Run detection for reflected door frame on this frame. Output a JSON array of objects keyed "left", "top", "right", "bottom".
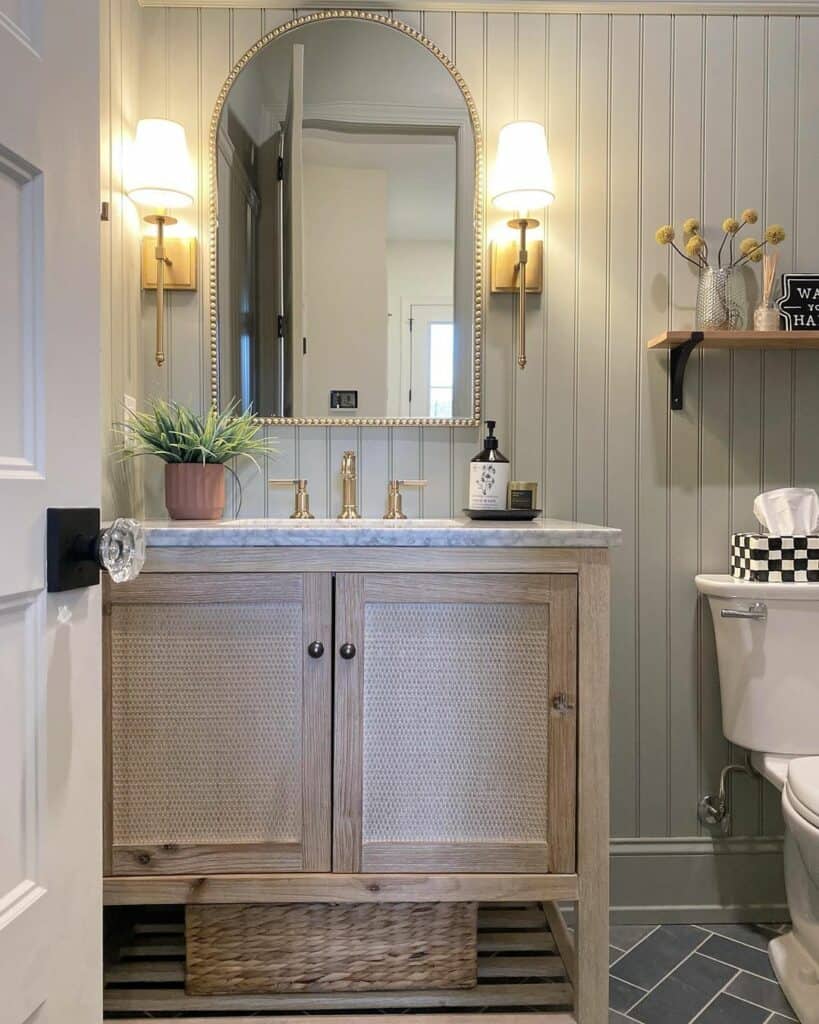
[{"left": 400, "top": 297, "right": 453, "bottom": 418}]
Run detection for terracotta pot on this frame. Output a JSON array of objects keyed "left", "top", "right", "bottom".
[{"left": 164, "top": 462, "right": 226, "bottom": 520}]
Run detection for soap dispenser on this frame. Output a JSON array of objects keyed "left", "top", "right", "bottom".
[{"left": 469, "top": 420, "right": 510, "bottom": 511}]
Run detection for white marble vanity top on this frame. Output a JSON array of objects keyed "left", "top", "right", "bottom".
[{"left": 142, "top": 517, "right": 621, "bottom": 548}]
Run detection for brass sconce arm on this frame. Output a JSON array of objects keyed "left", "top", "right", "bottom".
[
  {"left": 509, "top": 217, "right": 538, "bottom": 370},
  {"left": 145, "top": 213, "right": 176, "bottom": 367}
]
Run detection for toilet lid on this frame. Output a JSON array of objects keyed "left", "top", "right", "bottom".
[{"left": 787, "top": 758, "right": 819, "bottom": 826}]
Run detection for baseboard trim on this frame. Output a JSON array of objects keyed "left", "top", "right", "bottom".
[
  {"left": 611, "top": 835, "right": 784, "bottom": 856},
  {"left": 610, "top": 835, "right": 788, "bottom": 924}
]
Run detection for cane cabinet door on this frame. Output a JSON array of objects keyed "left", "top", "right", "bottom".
[
  {"left": 104, "top": 573, "right": 332, "bottom": 875},
  {"left": 333, "top": 573, "right": 578, "bottom": 873}
]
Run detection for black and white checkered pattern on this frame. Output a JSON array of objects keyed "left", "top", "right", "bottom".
[{"left": 731, "top": 532, "right": 819, "bottom": 582}]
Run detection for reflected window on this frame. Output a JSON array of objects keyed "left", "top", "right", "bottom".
[{"left": 428, "top": 321, "right": 454, "bottom": 418}]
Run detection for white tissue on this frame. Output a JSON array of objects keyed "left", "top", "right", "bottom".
[{"left": 753, "top": 487, "right": 819, "bottom": 535}]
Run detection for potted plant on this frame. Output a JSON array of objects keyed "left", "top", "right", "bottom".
[{"left": 115, "top": 400, "right": 275, "bottom": 520}]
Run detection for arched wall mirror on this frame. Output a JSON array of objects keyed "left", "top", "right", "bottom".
[{"left": 209, "top": 11, "right": 483, "bottom": 426}]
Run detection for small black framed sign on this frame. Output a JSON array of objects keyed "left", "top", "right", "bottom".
[{"left": 777, "top": 274, "right": 819, "bottom": 330}]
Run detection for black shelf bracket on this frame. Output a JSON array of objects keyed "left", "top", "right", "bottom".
[{"left": 669, "top": 331, "right": 704, "bottom": 410}]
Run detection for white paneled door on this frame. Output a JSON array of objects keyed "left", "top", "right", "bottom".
[{"left": 0, "top": 2, "right": 101, "bottom": 1023}]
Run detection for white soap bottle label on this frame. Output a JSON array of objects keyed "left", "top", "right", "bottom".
[{"left": 469, "top": 461, "right": 510, "bottom": 509}]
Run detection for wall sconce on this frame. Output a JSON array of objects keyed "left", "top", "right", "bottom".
[
  {"left": 125, "top": 118, "right": 197, "bottom": 367},
  {"left": 490, "top": 121, "right": 555, "bottom": 369}
]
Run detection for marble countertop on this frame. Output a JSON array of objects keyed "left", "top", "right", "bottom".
[{"left": 141, "top": 517, "right": 621, "bottom": 548}]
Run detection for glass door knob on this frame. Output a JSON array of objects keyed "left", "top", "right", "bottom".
[{"left": 96, "top": 518, "right": 146, "bottom": 583}]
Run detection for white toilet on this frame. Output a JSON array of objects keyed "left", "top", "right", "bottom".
[{"left": 697, "top": 573, "right": 819, "bottom": 1024}]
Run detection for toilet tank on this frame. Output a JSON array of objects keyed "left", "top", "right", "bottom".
[{"left": 696, "top": 574, "right": 819, "bottom": 756}]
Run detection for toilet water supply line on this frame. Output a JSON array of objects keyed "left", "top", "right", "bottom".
[{"left": 698, "top": 754, "right": 759, "bottom": 832}]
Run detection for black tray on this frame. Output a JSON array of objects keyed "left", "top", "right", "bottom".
[{"left": 462, "top": 508, "right": 542, "bottom": 521}]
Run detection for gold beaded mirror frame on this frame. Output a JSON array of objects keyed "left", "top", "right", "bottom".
[{"left": 208, "top": 10, "right": 483, "bottom": 427}]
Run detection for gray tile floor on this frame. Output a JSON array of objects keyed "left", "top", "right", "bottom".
[{"left": 608, "top": 923, "right": 796, "bottom": 1024}]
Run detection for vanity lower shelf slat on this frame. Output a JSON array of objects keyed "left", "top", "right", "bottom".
[
  {"left": 103, "top": 873, "right": 580, "bottom": 905},
  {"left": 104, "top": 902, "right": 574, "bottom": 1019},
  {"left": 108, "top": 1017, "right": 574, "bottom": 1023}
]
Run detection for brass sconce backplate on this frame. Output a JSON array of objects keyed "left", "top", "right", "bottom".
[
  {"left": 490, "top": 239, "right": 543, "bottom": 293},
  {"left": 141, "top": 237, "right": 197, "bottom": 290}
]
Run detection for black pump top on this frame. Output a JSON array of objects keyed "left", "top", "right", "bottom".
[{"left": 483, "top": 420, "right": 498, "bottom": 450}]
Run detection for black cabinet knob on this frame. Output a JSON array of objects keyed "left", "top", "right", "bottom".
[
  {"left": 339, "top": 642, "right": 357, "bottom": 660},
  {"left": 307, "top": 641, "right": 324, "bottom": 659}
]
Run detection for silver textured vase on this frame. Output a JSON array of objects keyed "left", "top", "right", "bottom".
[{"left": 696, "top": 267, "right": 747, "bottom": 330}]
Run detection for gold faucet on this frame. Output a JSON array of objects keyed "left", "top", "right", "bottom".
[
  {"left": 384, "top": 479, "right": 427, "bottom": 519},
  {"left": 338, "top": 450, "right": 360, "bottom": 519},
  {"left": 268, "top": 478, "right": 314, "bottom": 519}
]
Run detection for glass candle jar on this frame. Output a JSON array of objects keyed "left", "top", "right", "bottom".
[{"left": 753, "top": 303, "right": 780, "bottom": 331}]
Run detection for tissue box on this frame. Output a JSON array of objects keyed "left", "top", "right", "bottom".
[{"left": 731, "top": 533, "right": 819, "bottom": 582}]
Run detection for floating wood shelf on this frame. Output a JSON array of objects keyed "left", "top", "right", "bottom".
[{"left": 648, "top": 330, "right": 819, "bottom": 409}]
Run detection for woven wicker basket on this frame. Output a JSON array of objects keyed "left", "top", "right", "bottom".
[{"left": 185, "top": 901, "right": 478, "bottom": 995}]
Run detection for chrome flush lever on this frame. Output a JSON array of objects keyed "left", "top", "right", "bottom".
[{"left": 720, "top": 602, "right": 767, "bottom": 621}]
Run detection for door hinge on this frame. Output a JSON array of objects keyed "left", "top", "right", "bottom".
[
  {"left": 100, "top": 201, "right": 110, "bottom": 222},
  {"left": 303, "top": 337, "right": 307, "bottom": 355},
  {"left": 277, "top": 313, "right": 285, "bottom": 339},
  {"left": 277, "top": 155, "right": 285, "bottom": 181},
  {"left": 408, "top": 388, "right": 412, "bottom": 404}
]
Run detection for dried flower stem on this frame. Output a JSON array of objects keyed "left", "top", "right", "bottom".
[
  {"left": 733, "top": 240, "right": 766, "bottom": 267},
  {"left": 717, "top": 232, "right": 730, "bottom": 268},
  {"left": 670, "top": 241, "right": 705, "bottom": 268}
]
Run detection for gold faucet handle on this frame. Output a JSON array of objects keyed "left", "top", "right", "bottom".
[
  {"left": 385, "top": 479, "right": 427, "bottom": 520},
  {"left": 268, "top": 478, "right": 314, "bottom": 519}
]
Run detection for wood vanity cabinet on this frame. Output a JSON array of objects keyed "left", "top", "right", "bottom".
[
  {"left": 104, "top": 572, "right": 333, "bottom": 875},
  {"left": 104, "top": 568, "right": 576, "bottom": 878},
  {"left": 333, "top": 572, "right": 577, "bottom": 874},
  {"left": 103, "top": 543, "right": 610, "bottom": 1024}
]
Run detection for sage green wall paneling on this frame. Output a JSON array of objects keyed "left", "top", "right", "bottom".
[
  {"left": 575, "top": 14, "right": 608, "bottom": 527},
  {"left": 139, "top": 6, "right": 172, "bottom": 517},
  {"left": 793, "top": 21, "right": 819, "bottom": 516},
  {"left": 637, "top": 14, "right": 671, "bottom": 839},
  {"left": 101, "top": 0, "right": 144, "bottom": 521},
  {"left": 513, "top": 14, "right": 547, "bottom": 488},
  {"left": 727, "top": 14, "right": 765, "bottom": 837},
  {"left": 699, "top": 14, "right": 736, "bottom": 847},
  {"left": 761, "top": 17, "right": 799, "bottom": 836},
  {"left": 667, "top": 14, "right": 703, "bottom": 840},
  {"left": 544, "top": 14, "right": 578, "bottom": 523},
  {"left": 606, "top": 14, "right": 640, "bottom": 840},
  {"left": 105, "top": 6, "right": 819, "bottom": 915}
]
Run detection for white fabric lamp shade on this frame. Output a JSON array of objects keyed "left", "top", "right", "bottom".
[
  {"left": 491, "top": 120, "right": 555, "bottom": 212},
  {"left": 126, "top": 118, "right": 195, "bottom": 209}
]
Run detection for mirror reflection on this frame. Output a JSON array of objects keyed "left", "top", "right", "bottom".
[{"left": 214, "top": 16, "right": 479, "bottom": 423}]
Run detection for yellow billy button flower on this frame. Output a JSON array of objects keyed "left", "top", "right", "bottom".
[
  {"left": 722, "top": 217, "right": 741, "bottom": 235},
  {"left": 749, "top": 249, "right": 764, "bottom": 263},
  {"left": 685, "top": 235, "right": 705, "bottom": 257},
  {"left": 683, "top": 218, "right": 700, "bottom": 236},
  {"left": 655, "top": 225, "right": 675, "bottom": 245},
  {"left": 741, "top": 208, "right": 759, "bottom": 224},
  {"left": 765, "top": 225, "right": 786, "bottom": 245},
  {"left": 739, "top": 237, "right": 760, "bottom": 256}
]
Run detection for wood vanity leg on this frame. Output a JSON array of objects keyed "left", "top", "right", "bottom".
[{"left": 575, "top": 551, "right": 610, "bottom": 1024}]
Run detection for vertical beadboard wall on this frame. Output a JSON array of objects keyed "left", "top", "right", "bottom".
[
  {"left": 102, "top": 0, "right": 145, "bottom": 520},
  {"left": 103, "top": 3, "right": 819, "bottom": 915}
]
